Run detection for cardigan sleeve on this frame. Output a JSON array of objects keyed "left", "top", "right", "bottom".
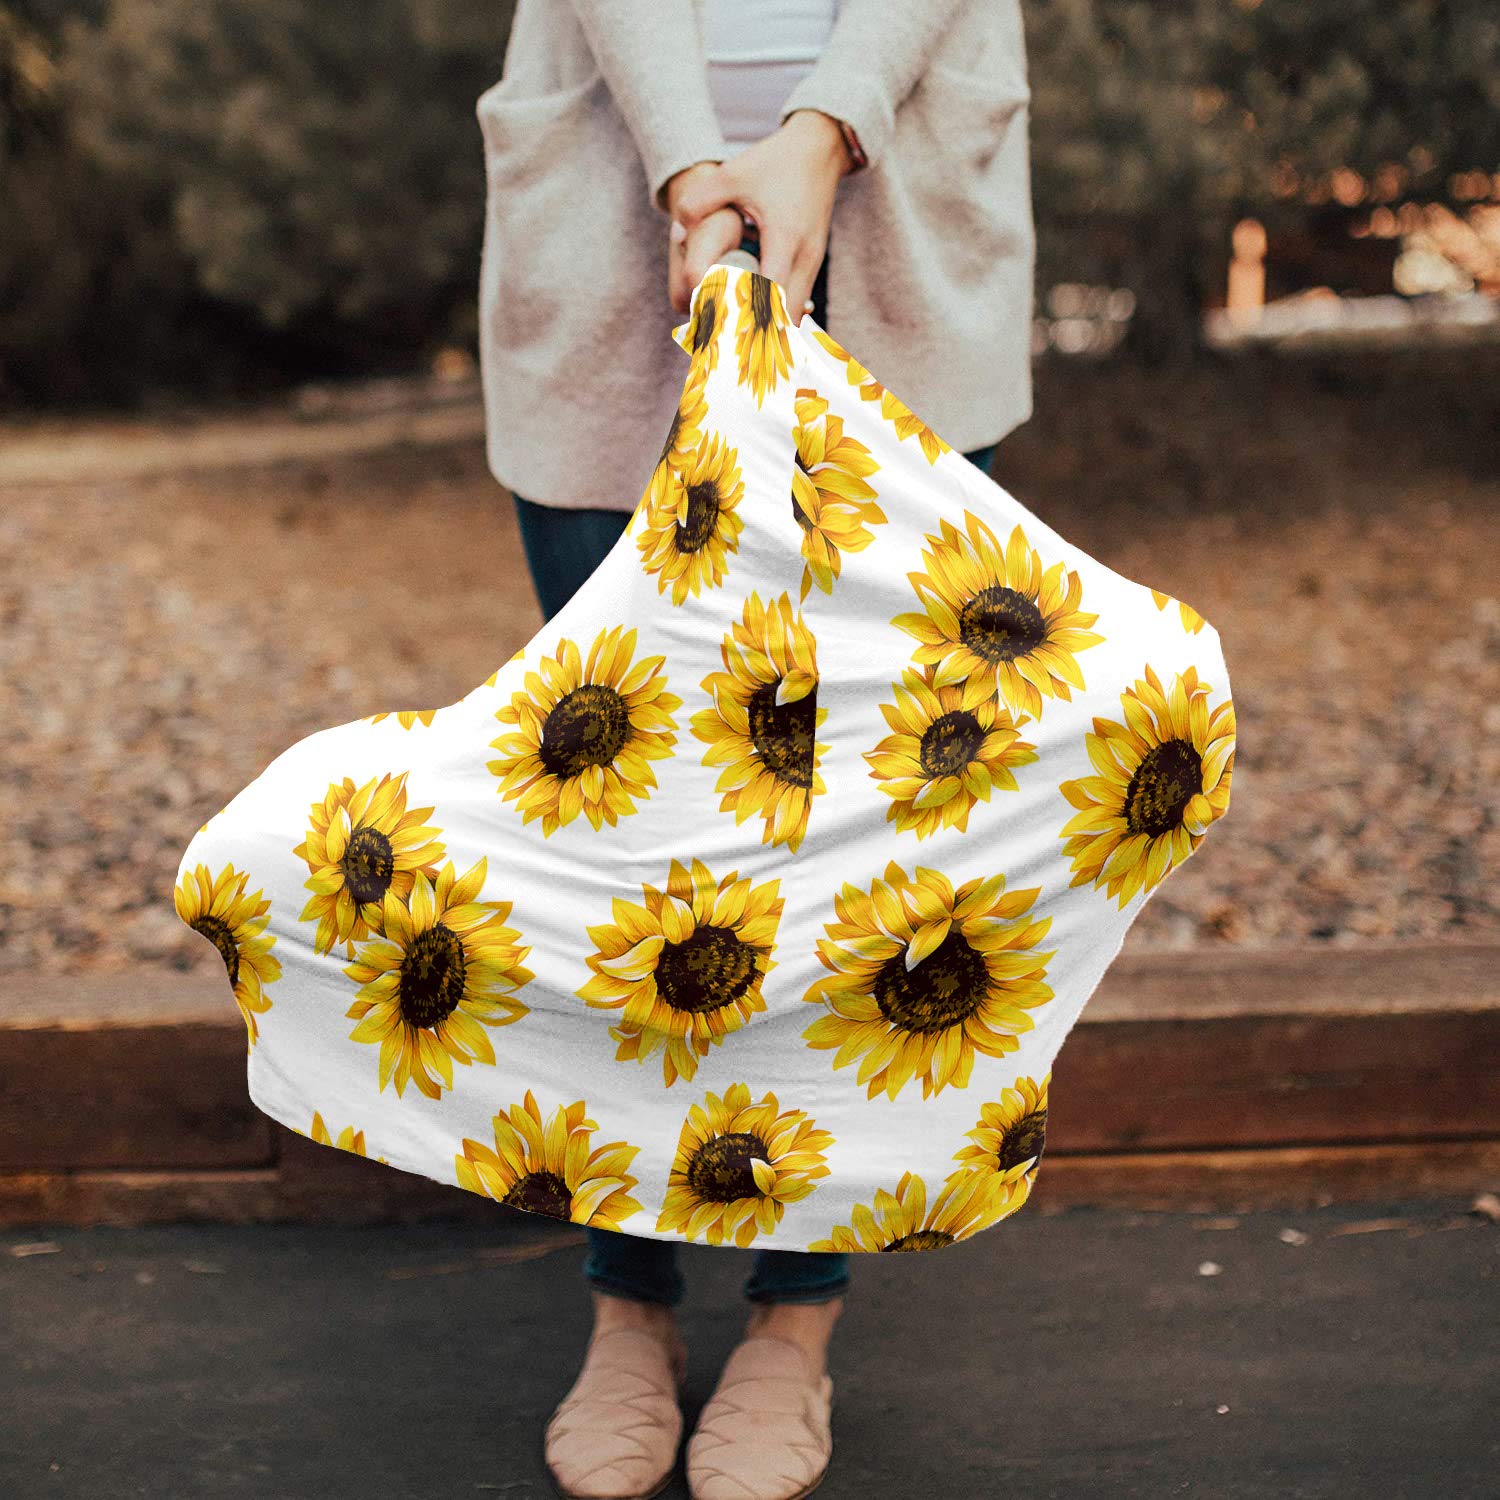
[
  {"left": 776, "top": 0, "right": 972, "bottom": 170},
  {"left": 564, "top": 0, "right": 728, "bottom": 216}
]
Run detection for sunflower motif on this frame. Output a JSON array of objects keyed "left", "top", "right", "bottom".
[
  {"left": 455, "top": 1091, "right": 643, "bottom": 1231},
  {"left": 893, "top": 514, "right": 1104, "bottom": 721},
  {"left": 735, "top": 269, "right": 793, "bottom": 405},
  {"left": 1059, "top": 663, "right": 1236, "bottom": 908},
  {"left": 579, "top": 859, "right": 784, "bottom": 1087},
  {"left": 343, "top": 858, "right": 532, "bottom": 1100},
  {"left": 301, "top": 1111, "right": 387, "bottom": 1161},
  {"left": 1150, "top": 588, "right": 1207, "bottom": 635},
  {"left": 657, "top": 1084, "right": 834, "bottom": 1247},
  {"left": 803, "top": 863, "right": 1054, "bottom": 1101},
  {"left": 791, "top": 387, "right": 884, "bottom": 598},
  {"left": 949, "top": 1073, "right": 1050, "bottom": 1191},
  {"left": 658, "top": 355, "right": 710, "bottom": 477},
  {"left": 293, "top": 773, "right": 446, "bottom": 958},
  {"left": 675, "top": 264, "right": 729, "bottom": 374},
  {"left": 488, "top": 627, "right": 682, "bottom": 836},
  {"left": 810, "top": 1169, "right": 1031, "bottom": 1253},
  {"left": 812, "top": 326, "right": 951, "bottom": 463},
  {"left": 366, "top": 708, "right": 439, "bottom": 729},
  {"left": 628, "top": 359, "right": 713, "bottom": 544},
  {"left": 635, "top": 431, "right": 746, "bottom": 603},
  {"left": 864, "top": 666, "right": 1038, "bottom": 839},
  {"left": 692, "top": 592, "right": 828, "bottom": 853},
  {"left": 175, "top": 862, "right": 281, "bottom": 1049}
]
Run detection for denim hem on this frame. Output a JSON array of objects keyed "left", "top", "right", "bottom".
[
  {"left": 582, "top": 1269, "right": 685, "bottom": 1308},
  {"left": 743, "top": 1279, "right": 850, "bottom": 1306}
]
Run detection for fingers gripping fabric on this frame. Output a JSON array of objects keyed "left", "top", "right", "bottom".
[{"left": 174, "top": 262, "right": 1236, "bottom": 1253}]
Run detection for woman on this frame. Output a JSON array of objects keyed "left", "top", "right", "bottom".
[{"left": 475, "top": 3, "right": 1035, "bottom": 1496}]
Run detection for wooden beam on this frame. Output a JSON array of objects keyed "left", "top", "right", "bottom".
[
  {"left": 2, "top": 1139, "right": 1494, "bottom": 1227},
  {"left": 2, "top": 946, "right": 1495, "bottom": 1174}
]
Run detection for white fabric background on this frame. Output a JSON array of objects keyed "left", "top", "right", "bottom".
[{"left": 177, "top": 262, "right": 1234, "bottom": 1251}]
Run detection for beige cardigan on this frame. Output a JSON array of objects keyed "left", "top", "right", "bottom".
[{"left": 477, "top": 0, "right": 1034, "bottom": 511}]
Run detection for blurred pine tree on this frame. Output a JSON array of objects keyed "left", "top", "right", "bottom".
[{"left": 1027, "top": 0, "right": 1500, "bottom": 357}]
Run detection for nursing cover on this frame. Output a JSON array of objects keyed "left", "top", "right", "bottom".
[{"left": 174, "top": 261, "right": 1235, "bottom": 1253}]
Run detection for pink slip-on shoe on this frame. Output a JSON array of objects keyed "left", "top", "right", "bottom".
[
  {"left": 544, "top": 1325, "right": 688, "bottom": 1500},
  {"left": 686, "top": 1335, "right": 833, "bottom": 1500}
]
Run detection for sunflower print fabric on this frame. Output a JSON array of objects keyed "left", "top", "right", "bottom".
[
  {"left": 487, "top": 626, "right": 681, "bottom": 835},
  {"left": 343, "top": 857, "right": 532, "bottom": 1100},
  {"left": 174, "top": 261, "right": 1235, "bottom": 1252},
  {"left": 658, "top": 1083, "right": 834, "bottom": 1247},
  {"left": 579, "top": 857, "right": 784, "bottom": 1087},
  {"left": 455, "top": 1091, "right": 643, "bottom": 1230},
  {"left": 692, "top": 591, "right": 827, "bottom": 853},
  {"left": 791, "top": 387, "right": 884, "bottom": 599},
  {"left": 635, "top": 431, "right": 746, "bottom": 604}
]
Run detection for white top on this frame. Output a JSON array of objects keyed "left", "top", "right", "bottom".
[{"left": 702, "top": 0, "right": 840, "bottom": 151}]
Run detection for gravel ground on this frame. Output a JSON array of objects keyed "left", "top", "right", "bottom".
[{"left": 2, "top": 358, "right": 1496, "bottom": 976}]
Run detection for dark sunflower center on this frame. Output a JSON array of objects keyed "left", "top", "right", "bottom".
[
  {"left": 539, "top": 684, "right": 630, "bottom": 778},
  {"left": 341, "top": 825, "right": 395, "bottom": 907},
  {"left": 1123, "top": 739, "right": 1203, "bottom": 838},
  {"left": 874, "top": 929, "right": 990, "bottom": 1034},
  {"left": 502, "top": 1170, "right": 572, "bottom": 1220},
  {"left": 998, "top": 1108, "right": 1048, "bottom": 1172},
  {"left": 398, "top": 921, "right": 467, "bottom": 1030},
  {"left": 957, "top": 585, "right": 1048, "bottom": 664},
  {"left": 676, "top": 480, "right": 721, "bottom": 553},
  {"left": 191, "top": 915, "right": 239, "bottom": 988},
  {"left": 657, "top": 407, "right": 682, "bottom": 467},
  {"left": 693, "top": 297, "right": 718, "bottom": 355},
  {"left": 883, "top": 1230, "right": 956, "bottom": 1252},
  {"left": 654, "top": 924, "right": 759, "bottom": 1015},
  {"left": 686, "top": 1131, "right": 771, "bottom": 1203},
  {"left": 919, "top": 710, "right": 984, "bottom": 778},
  {"left": 750, "top": 272, "right": 776, "bottom": 333},
  {"left": 747, "top": 681, "right": 816, "bottom": 789}
]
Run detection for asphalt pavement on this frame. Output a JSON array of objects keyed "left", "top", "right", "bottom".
[{"left": 3, "top": 1197, "right": 1495, "bottom": 1499}]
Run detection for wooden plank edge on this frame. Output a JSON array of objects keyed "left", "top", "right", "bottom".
[
  {"left": 9, "top": 942, "right": 1498, "bottom": 1030},
  {"left": 0, "top": 1168, "right": 501, "bottom": 1229},
  {"left": 3, "top": 1140, "right": 1496, "bottom": 1228},
  {"left": 1028, "top": 1138, "right": 1500, "bottom": 1212}
]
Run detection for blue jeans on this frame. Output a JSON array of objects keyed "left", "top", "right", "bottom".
[{"left": 584, "top": 1227, "right": 850, "bottom": 1307}]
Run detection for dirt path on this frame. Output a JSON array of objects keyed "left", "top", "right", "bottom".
[
  {"left": 0, "top": 378, "right": 486, "bottom": 487},
  {"left": 2, "top": 362, "right": 1496, "bottom": 975}
]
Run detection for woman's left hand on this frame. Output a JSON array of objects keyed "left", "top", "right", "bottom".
[{"left": 670, "top": 110, "right": 851, "bottom": 324}]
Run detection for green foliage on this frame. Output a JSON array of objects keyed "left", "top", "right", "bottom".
[
  {"left": 1029, "top": 0, "right": 1500, "bottom": 218},
  {"left": 1026, "top": 0, "right": 1500, "bottom": 355},
  {"left": 64, "top": 1, "right": 505, "bottom": 332},
  {"left": 1, "top": 0, "right": 198, "bottom": 402},
  {"left": 2, "top": 1, "right": 511, "bottom": 402}
]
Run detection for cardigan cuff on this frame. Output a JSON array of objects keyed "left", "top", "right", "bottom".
[
  {"left": 778, "top": 71, "right": 895, "bottom": 172},
  {"left": 646, "top": 126, "right": 731, "bottom": 218}
]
